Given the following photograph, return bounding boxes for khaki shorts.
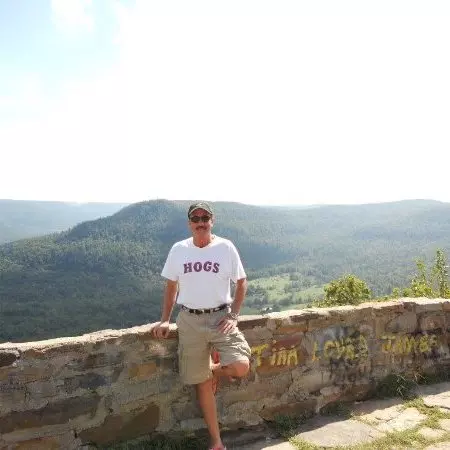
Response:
[176,308,251,385]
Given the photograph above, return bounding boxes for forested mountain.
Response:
[1,198,450,343]
[0,199,128,243]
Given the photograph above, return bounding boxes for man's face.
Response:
[188,208,214,237]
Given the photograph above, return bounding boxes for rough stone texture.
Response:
[419,383,450,409]
[375,407,427,432]
[0,394,100,434]
[440,419,450,432]
[0,350,19,368]
[78,403,160,446]
[418,427,446,440]
[259,399,317,421]
[233,440,295,450]
[294,416,384,447]
[351,397,404,424]
[425,443,450,450]
[0,298,449,448]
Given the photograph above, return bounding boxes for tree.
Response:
[408,259,434,297]
[401,249,450,299]
[433,249,450,298]
[319,274,371,307]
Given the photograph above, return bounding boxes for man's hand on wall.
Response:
[153,321,170,339]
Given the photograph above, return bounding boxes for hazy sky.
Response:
[1,0,449,206]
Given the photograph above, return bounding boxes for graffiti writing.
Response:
[251,343,298,367]
[381,334,438,355]
[312,335,369,363]
[250,332,441,369]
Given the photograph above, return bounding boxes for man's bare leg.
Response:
[196,378,224,449]
[212,359,249,379]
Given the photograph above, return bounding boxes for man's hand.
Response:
[217,316,237,334]
[153,321,170,339]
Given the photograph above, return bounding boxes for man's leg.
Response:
[177,312,223,448]
[196,377,224,449]
[212,359,249,378]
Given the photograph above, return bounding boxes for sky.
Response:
[1,0,450,206]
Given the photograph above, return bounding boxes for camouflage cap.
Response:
[187,201,214,218]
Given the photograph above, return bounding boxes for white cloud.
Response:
[2,1,450,205]
[51,0,94,33]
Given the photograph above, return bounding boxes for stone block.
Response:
[295,416,384,447]
[0,350,19,368]
[237,317,268,331]
[0,394,100,434]
[307,312,344,331]
[172,397,201,420]
[64,373,109,394]
[223,374,292,407]
[26,380,59,398]
[0,384,27,415]
[414,299,445,313]
[242,327,273,343]
[79,403,159,446]
[418,427,446,440]
[1,365,52,384]
[110,376,174,406]
[385,312,417,333]
[259,398,317,421]
[419,313,446,332]
[372,302,406,315]
[128,362,157,381]
[11,436,61,450]
[80,352,124,370]
[291,370,331,393]
[376,407,426,432]
[439,418,450,432]
[274,323,308,335]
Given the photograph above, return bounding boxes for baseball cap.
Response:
[188,201,214,218]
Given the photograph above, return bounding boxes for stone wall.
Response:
[1,298,449,449]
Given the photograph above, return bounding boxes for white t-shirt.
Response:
[161,235,246,309]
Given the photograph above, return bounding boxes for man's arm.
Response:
[217,277,247,334]
[153,279,178,338]
[161,279,179,322]
[231,277,247,315]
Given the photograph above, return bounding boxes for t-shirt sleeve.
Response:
[229,241,246,283]
[161,245,179,281]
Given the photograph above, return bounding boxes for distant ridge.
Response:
[2,198,450,342]
[0,199,129,243]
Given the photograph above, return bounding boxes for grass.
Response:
[287,375,450,450]
[103,434,207,450]
[403,397,450,429]
[372,373,418,400]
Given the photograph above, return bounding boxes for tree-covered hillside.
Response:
[1,199,450,343]
[0,199,128,243]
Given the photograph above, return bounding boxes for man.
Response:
[152,201,251,450]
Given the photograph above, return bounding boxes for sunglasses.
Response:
[190,215,211,223]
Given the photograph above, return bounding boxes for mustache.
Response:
[196,225,207,230]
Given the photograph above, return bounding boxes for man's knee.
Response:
[229,358,250,377]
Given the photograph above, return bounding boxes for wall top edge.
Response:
[1,298,448,351]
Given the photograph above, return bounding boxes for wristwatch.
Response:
[227,312,239,321]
